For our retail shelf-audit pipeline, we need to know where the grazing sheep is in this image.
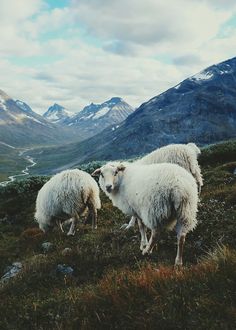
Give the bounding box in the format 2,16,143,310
121,143,202,231
35,169,101,235
92,162,198,265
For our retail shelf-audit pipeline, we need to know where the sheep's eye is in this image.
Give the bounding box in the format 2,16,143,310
114,171,118,176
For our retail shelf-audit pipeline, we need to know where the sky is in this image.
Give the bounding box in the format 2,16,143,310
0,0,236,114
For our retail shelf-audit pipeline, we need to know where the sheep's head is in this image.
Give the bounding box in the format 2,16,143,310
92,163,126,194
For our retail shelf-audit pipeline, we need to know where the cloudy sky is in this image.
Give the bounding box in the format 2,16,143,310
0,0,236,114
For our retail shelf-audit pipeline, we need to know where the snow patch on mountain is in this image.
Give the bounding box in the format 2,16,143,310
93,106,110,119
0,95,7,111
192,71,214,81
43,103,74,124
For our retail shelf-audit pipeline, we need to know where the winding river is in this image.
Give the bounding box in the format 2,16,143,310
0,149,37,187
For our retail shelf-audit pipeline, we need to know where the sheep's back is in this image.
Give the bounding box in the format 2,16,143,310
36,169,100,216
136,144,197,173
120,163,198,229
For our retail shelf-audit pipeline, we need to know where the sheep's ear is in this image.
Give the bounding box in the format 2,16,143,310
91,168,101,177
117,164,126,172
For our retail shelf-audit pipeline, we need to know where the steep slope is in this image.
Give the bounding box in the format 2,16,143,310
30,57,236,173
43,103,74,124
0,90,78,147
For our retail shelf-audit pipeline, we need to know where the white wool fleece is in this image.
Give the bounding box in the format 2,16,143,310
135,143,203,190
100,163,198,235
35,169,101,230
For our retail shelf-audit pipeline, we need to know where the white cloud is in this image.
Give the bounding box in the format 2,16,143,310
70,0,232,49
0,0,236,116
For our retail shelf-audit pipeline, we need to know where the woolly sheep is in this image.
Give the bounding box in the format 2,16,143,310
122,143,202,230
35,169,101,235
92,162,198,265
136,143,203,192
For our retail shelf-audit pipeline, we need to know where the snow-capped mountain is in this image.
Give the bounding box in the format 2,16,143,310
0,90,78,147
31,56,236,171
15,100,34,114
64,97,134,138
43,103,74,124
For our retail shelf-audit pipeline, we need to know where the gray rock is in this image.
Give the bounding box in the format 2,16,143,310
1,262,23,283
56,264,74,275
42,242,54,253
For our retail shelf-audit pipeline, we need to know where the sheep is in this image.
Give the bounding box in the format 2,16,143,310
136,143,203,192
92,162,198,265
121,143,202,231
35,169,101,235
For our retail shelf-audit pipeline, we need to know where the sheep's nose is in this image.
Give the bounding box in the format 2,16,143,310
106,185,112,193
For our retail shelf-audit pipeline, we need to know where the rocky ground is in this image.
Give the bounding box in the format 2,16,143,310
0,141,236,329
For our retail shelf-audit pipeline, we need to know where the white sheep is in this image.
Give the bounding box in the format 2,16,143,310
35,169,101,235
92,162,198,265
122,143,202,230
136,143,203,192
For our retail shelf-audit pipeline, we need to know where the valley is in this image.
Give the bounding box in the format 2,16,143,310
0,149,37,186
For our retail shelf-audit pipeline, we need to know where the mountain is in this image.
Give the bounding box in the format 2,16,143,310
59,97,134,138
15,100,35,115
43,103,74,124
0,90,78,147
43,98,134,139
29,56,236,173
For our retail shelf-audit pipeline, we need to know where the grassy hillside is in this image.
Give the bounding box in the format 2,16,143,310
0,145,28,182
28,139,236,176
0,142,236,329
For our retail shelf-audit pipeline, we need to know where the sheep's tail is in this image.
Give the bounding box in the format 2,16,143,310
88,189,101,210
173,187,198,235
185,145,203,193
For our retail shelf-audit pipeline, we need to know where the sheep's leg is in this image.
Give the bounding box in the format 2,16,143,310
142,229,158,255
67,217,76,236
120,216,136,230
137,218,148,251
87,201,97,230
57,219,65,233
175,233,186,266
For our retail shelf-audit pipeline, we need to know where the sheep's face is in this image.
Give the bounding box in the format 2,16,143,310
92,163,126,194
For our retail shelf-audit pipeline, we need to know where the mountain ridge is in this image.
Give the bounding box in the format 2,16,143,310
0,90,79,147
29,56,236,173
43,97,134,139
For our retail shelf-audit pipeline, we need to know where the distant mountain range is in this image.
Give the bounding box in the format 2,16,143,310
29,56,236,173
0,90,80,147
43,97,134,139
0,91,133,147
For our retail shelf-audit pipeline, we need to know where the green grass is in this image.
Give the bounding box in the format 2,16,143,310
0,141,236,329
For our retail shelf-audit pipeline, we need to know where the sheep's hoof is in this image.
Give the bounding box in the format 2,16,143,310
140,243,147,251
142,246,152,255
67,231,75,236
174,260,183,268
